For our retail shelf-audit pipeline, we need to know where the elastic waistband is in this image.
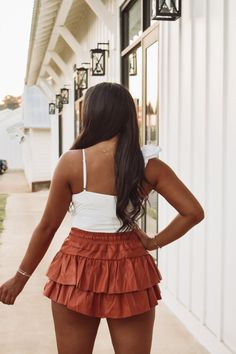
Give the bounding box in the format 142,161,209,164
69,227,138,241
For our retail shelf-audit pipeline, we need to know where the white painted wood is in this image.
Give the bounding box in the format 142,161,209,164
84,0,114,32
204,0,224,337
49,52,72,78
37,81,51,99
190,0,207,323
22,128,51,187
221,0,236,351
45,65,62,86
57,26,87,59
39,78,55,96
159,0,236,352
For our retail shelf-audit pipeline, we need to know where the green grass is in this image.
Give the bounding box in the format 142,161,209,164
0,194,8,235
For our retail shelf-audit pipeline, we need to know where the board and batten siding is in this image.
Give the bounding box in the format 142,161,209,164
158,1,236,353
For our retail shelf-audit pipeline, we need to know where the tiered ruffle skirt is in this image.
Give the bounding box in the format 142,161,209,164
43,227,162,318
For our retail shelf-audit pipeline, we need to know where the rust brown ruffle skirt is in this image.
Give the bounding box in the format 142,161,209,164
43,227,162,319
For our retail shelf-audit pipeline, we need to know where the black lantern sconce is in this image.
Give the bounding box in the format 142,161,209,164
55,94,63,110
49,102,56,115
129,51,137,76
151,0,181,21
60,87,69,104
90,42,109,76
74,65,89,90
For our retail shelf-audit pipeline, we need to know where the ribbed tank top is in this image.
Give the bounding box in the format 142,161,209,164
70,144,161,232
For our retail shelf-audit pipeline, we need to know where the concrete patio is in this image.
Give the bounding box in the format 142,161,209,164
0,170,209,354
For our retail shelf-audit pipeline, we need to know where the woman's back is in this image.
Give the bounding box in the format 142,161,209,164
69,139,118,197
69,139,161,232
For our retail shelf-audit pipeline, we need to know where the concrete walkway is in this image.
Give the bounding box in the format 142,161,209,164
0,170,209,354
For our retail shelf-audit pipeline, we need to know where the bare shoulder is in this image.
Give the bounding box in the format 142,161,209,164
54,150,82,177
144,157,179,189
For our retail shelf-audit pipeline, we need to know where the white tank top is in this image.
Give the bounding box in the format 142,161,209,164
70,144,162,232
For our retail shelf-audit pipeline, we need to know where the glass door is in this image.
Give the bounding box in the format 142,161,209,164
142,28,159,238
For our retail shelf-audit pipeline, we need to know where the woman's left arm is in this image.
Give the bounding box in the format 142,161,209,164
0,151,73,304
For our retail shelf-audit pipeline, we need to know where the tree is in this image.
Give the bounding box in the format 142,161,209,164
0,95,21,111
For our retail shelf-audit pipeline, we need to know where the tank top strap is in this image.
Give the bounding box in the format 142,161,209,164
82,149,87,190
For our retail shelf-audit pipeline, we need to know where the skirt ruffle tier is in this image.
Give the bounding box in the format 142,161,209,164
43,227,162,319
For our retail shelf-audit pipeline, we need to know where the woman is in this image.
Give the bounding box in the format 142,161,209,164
0,82,204,354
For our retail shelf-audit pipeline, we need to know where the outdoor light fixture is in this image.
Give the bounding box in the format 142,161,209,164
129,51,137,76
55,94,63,110
60,88,69,104
74,66,88,90
90,42,109,76
151,0,181,21
49,102,56,115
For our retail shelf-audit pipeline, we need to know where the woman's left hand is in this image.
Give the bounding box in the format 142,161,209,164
0,275,28,305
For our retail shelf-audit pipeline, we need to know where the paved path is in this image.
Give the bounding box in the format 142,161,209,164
0,170,209,354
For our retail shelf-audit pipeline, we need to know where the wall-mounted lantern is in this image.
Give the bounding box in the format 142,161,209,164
60,88,69,104
49,102,56,115
55,94,63,110
74,66,89,90
151,0,181,21
129,51,137,76
90,42,109,76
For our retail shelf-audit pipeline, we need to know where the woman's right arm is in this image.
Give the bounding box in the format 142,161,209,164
135,158,205,250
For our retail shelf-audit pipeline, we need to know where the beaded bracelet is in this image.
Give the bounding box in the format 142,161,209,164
152,236,162,249
17,268,31,278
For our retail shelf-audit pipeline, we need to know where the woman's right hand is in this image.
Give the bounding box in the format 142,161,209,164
0,274,28,305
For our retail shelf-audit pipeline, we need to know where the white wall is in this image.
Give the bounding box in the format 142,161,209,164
158,1,236,353
22,128,51,188
0,109,23,169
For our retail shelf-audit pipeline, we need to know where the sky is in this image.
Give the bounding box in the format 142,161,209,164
0,0,34,102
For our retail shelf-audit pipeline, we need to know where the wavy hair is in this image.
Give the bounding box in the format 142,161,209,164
70,82,146,231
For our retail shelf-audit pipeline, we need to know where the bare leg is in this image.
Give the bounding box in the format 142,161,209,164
107,307,155,354
51,300,101,354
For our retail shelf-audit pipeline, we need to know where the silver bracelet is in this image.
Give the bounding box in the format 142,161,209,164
17,268,31,278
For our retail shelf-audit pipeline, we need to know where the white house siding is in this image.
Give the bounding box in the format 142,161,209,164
22,128,51,189
22,85,51,188
0,109,24,169
158,1,236,353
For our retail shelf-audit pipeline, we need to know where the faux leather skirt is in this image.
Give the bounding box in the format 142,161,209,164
43,227,162,319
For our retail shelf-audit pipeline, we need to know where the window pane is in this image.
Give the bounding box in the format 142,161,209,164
128,0,142,45
145,41,158,145
145,40,159,235
127,46,142,143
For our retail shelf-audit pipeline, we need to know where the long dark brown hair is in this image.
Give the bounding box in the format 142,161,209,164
70,82,146,231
